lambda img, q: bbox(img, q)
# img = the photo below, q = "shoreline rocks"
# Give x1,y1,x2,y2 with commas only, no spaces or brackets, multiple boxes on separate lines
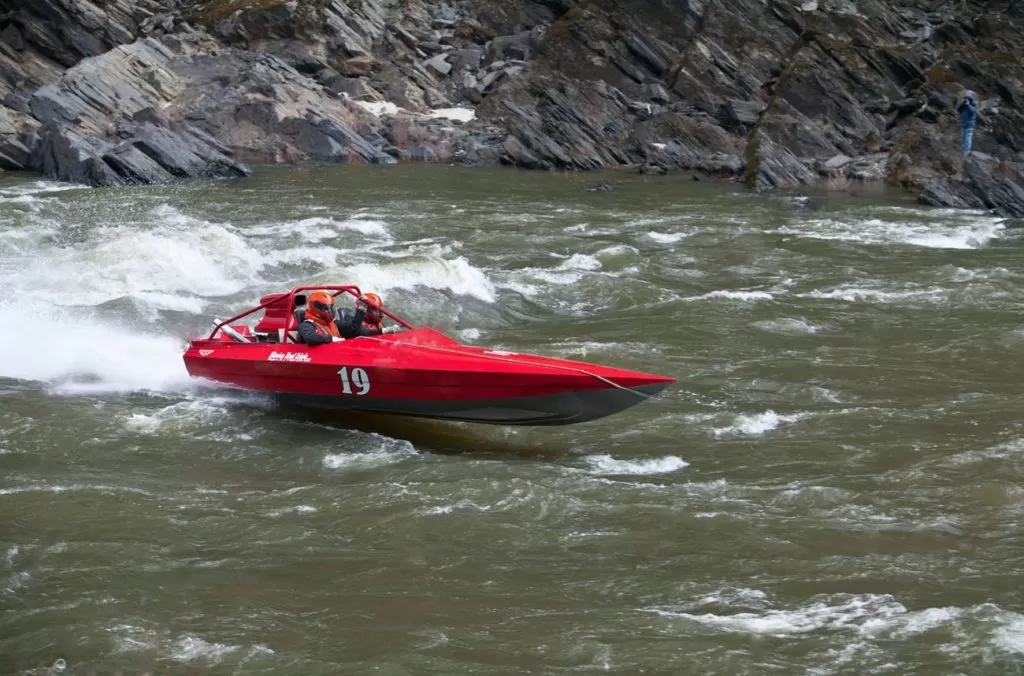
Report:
0,0,1022,216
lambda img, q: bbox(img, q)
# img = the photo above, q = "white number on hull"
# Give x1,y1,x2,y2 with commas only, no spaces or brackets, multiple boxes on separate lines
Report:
338,367,371,396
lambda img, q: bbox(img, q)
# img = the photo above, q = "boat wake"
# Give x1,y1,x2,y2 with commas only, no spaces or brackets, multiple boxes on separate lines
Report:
0,298,194,394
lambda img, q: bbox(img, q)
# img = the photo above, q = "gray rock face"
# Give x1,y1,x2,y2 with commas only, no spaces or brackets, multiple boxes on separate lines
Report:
1,0,1023,216
0,106,41,170
476,0,1024,213
0,0,167,102
918,154,1024,217
20,38,250,185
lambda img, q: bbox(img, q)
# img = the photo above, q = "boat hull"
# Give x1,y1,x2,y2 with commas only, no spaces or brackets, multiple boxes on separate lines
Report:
269,381,671,426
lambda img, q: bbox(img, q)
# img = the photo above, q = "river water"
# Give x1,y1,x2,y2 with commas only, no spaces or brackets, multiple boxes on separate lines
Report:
1,165,1022,674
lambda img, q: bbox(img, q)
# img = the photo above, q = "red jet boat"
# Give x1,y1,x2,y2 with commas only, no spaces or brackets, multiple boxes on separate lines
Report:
182,285,675,426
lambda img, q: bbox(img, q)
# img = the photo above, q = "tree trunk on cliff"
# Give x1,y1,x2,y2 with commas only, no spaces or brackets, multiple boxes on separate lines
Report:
743,30,815,189
665,0,718,93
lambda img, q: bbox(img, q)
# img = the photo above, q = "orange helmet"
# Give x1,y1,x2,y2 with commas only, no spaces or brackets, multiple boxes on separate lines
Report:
307,290,335,323
360,292,383,323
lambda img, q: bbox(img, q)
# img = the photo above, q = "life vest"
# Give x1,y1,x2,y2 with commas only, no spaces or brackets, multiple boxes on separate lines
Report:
362,316,383,332
303,312,340,338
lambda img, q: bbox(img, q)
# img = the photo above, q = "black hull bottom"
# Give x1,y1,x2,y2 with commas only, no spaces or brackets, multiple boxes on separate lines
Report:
269,383,671,426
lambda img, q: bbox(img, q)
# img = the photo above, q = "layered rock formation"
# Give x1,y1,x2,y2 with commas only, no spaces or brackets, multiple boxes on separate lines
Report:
1,0,1023,214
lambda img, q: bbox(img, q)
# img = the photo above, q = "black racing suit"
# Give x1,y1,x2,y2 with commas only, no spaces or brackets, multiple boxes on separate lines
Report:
296,317,337,345
297,309,388,344
336,308,385,338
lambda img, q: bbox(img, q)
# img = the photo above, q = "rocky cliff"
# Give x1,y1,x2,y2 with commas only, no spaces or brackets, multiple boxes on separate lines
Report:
1,0,1023,214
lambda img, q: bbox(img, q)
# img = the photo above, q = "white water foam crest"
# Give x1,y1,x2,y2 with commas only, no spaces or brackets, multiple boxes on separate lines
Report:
265,504,318,518
773,216,1006,249
595,245,640,265
646,594,909,636
122,399,237,434
945,265,1015,283
646,231,692,244
171,637,240,662
646,595,1024,664
107,624,274,663
941,437,1024,468
799,286,947,304
0,180,88,199
0,300,192,393
557,253,603,271
993,618,1024,654
322,434,419,470
685,289,774,302
246,216,392,242
712,410,807,437
583,454,689,476
752,317,825,335
343,256,496,302
0,203,264,307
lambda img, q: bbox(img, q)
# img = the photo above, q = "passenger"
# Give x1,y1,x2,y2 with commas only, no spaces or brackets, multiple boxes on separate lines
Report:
297,290,343,345
336,291,404,338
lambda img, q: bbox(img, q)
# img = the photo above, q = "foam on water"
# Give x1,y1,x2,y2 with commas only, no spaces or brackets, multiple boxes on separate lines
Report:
0,180,88,199
171,637,241,662
246,216,391,242
106,624,274,664
646,231,692,244
556,253,603,271
774,215,1006,249
0,203,264,307
122,399,239,434
993,618,1024,654
646,594,1024,670
322,434,419,470
940,437,1024,468
686,289,775,302
583,454,689,476
712,410,806,437
648,593,909,635
800,285,947,304
595,244,639,257
0,483,155,497
344,256,496,302
752,317,826,334
648,594,1023,638
0,299,193,393
264,505,318,518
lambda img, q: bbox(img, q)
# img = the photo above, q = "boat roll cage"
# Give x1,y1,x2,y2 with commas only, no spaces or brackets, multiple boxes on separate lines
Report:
206,285,413,342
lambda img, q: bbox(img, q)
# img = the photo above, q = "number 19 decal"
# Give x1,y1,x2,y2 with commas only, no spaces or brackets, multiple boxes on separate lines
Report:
338,367,371,395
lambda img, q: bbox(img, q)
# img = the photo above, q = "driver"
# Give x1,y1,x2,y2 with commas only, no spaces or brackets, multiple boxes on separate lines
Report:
297,290,343,345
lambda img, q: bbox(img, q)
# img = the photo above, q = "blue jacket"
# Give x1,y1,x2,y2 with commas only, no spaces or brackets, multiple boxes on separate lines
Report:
957,99,978,128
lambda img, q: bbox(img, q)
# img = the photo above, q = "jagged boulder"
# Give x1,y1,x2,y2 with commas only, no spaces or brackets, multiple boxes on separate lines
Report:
21,37,249,185
918,153,1024,217
0,0,168,102
0,106,41,170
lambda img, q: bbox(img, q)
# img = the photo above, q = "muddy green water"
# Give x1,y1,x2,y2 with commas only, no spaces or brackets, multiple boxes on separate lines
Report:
1,165,1022,674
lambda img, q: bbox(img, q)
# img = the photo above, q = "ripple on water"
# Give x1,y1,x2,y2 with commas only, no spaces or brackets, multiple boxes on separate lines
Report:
644,594,1024,673
581,454,689,476
771,215,1006,249
2,167,1022,675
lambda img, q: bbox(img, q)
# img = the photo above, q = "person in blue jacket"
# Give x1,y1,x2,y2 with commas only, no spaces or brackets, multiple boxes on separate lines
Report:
957,90,978,156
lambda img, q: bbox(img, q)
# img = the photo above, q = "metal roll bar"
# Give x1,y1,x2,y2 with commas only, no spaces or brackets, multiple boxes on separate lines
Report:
206,285,414,342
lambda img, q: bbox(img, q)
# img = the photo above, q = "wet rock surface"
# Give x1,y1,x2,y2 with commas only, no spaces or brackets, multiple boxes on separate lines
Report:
0,0,1022,215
